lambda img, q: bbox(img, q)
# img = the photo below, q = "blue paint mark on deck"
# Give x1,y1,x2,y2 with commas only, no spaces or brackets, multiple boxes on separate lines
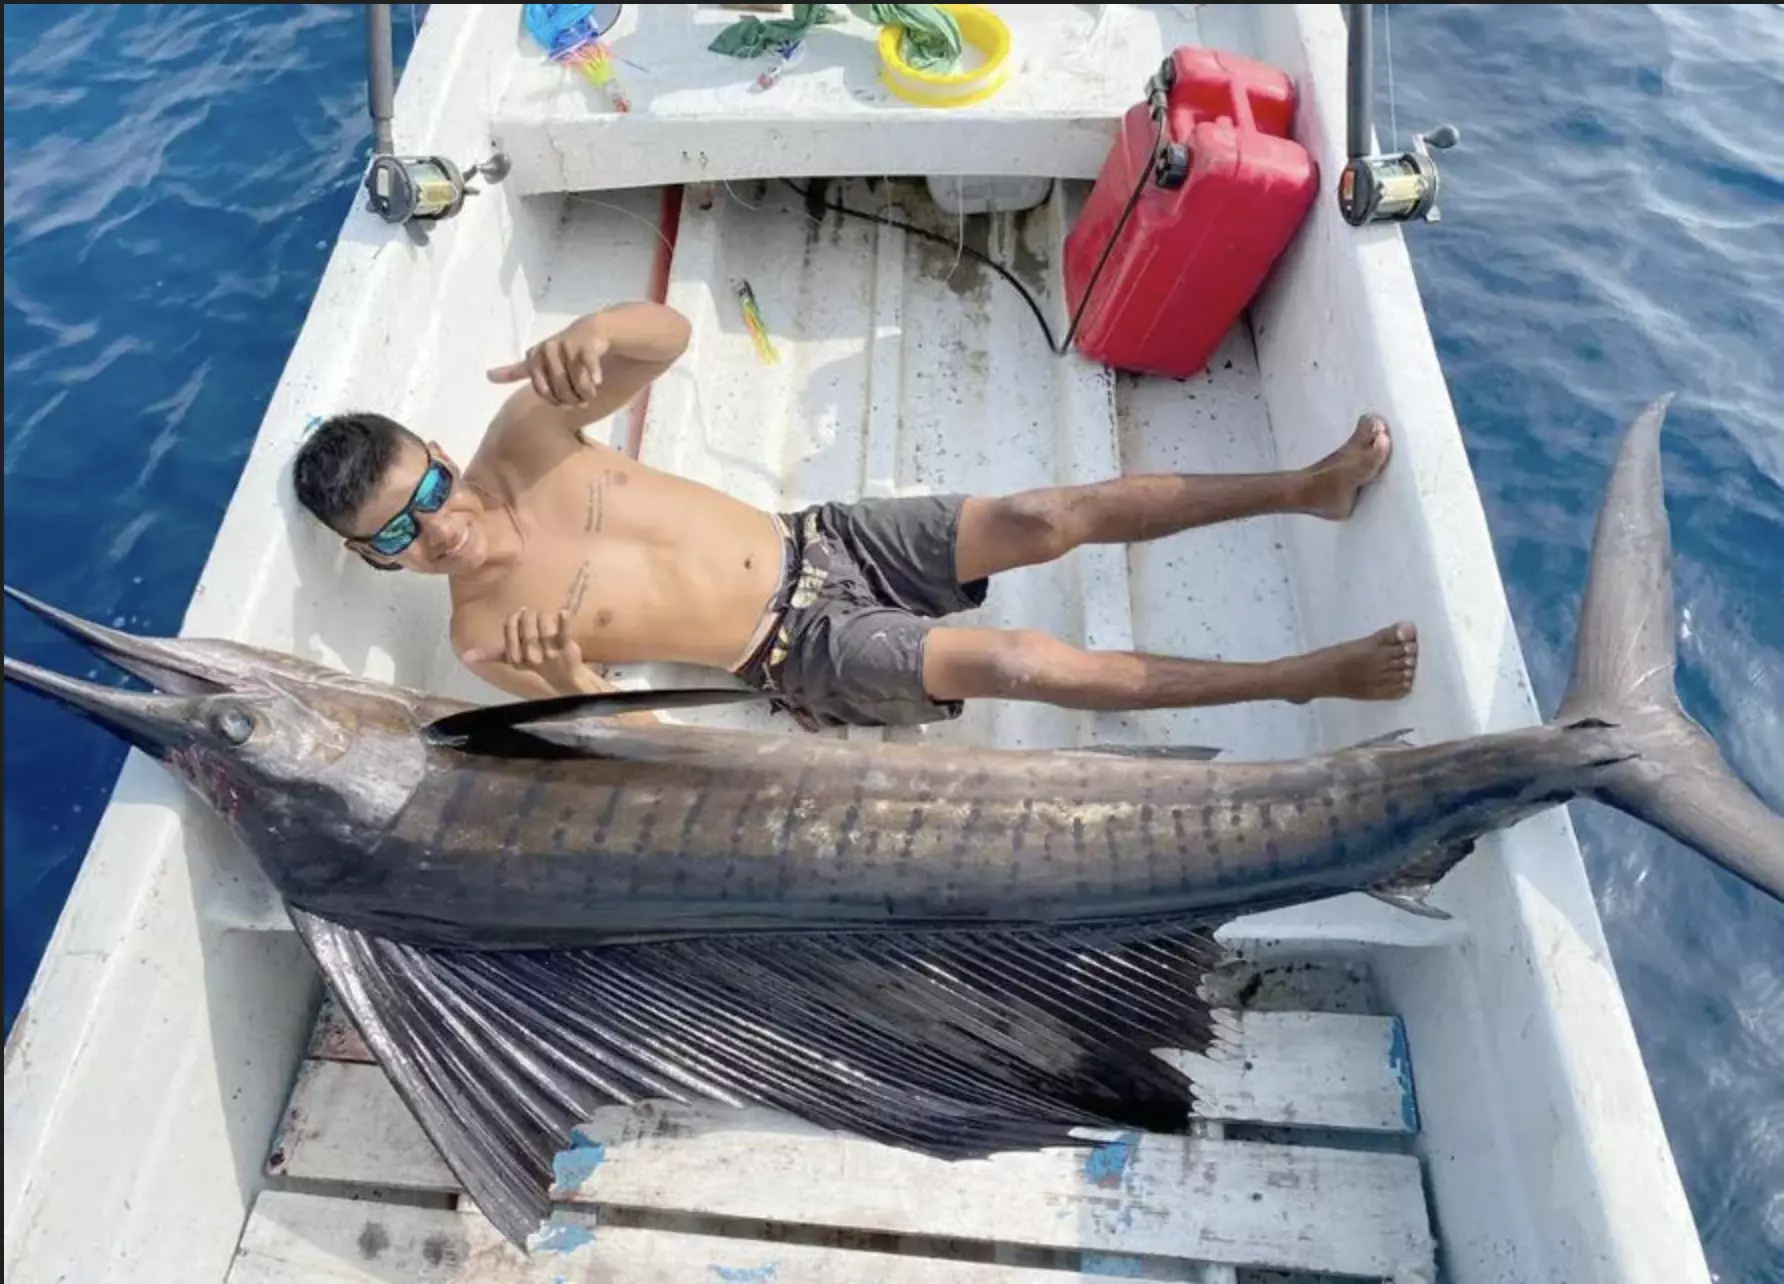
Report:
551,1125,608,1194
1081,1252,1146,1277
1387,1015,1421,1131
1083,1131,1141,1190
530,1217,595,1255
710,1266,778,1282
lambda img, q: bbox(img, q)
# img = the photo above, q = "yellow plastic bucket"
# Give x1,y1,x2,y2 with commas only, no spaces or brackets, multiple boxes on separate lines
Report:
877,4,1012,109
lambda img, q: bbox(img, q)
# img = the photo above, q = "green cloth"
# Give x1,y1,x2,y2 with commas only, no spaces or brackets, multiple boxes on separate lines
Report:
707,3,842,58
848,5,964,72
708,2,963,73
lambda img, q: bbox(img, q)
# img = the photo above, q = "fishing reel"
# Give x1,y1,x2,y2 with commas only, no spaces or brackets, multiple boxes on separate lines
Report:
363,151,513,245
1338,125,1461,226
1338,2,1461,226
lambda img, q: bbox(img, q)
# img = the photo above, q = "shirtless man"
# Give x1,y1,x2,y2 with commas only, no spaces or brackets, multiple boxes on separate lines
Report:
290,301,1418,731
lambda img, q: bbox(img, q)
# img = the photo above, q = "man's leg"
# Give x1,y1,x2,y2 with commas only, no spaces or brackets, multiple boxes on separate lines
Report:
953,414,1392,584
923,620,1419,710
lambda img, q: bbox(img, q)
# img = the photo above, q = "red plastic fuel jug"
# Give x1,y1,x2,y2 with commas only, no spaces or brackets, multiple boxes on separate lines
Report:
1062,47,1319,380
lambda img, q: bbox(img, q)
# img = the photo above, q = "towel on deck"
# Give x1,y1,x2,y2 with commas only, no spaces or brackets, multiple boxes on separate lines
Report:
708,3,964,72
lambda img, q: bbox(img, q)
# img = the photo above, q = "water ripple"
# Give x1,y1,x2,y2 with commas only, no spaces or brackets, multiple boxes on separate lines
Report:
1387,6,1783,1278
2,1,421,1065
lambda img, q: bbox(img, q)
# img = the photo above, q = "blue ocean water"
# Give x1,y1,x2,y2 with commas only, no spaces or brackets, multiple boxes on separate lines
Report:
3,4,1779,1279
5,2,420,1006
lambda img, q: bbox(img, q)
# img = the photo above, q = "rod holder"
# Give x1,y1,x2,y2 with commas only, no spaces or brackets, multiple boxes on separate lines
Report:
366,4,396,157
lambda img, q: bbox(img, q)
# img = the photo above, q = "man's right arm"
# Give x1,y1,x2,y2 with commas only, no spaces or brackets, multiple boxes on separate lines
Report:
485,301,692,447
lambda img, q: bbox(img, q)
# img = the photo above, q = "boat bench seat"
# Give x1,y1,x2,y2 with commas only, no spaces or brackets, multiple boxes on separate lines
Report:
227,978,1438,1284
488,5,1209,197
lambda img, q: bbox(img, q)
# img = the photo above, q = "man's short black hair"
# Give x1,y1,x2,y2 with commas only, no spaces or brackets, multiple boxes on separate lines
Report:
292,411,422,535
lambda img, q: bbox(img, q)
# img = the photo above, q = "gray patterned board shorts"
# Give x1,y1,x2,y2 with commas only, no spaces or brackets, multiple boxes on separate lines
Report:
732,495,989,731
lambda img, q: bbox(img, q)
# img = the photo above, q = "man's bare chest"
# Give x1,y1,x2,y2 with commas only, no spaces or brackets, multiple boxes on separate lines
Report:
490,524,634,632
518,455,635,542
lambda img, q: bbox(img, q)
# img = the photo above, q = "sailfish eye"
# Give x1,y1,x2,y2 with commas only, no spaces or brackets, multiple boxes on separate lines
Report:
212,706,256,746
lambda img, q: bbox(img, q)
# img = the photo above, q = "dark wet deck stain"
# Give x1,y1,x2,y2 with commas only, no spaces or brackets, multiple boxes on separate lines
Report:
357,1220,389,1259
421,1232,456,1266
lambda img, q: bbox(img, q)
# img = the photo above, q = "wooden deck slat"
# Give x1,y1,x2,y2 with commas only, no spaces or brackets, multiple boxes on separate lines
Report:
276,1005,1426,1194
266,1062,1433,1280
1162,1011,1421,1134
303,999,1420,1133
305,994,372,1063
549,1102,1433,1280
228,1191,1088,1284
274,1000,1434,1279
267,1059,453,1190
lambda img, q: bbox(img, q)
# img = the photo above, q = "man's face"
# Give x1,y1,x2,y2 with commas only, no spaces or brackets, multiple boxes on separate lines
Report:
343,437,488,576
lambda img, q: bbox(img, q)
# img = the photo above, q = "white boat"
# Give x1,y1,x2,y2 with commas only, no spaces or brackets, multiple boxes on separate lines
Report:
2,5,1716,1282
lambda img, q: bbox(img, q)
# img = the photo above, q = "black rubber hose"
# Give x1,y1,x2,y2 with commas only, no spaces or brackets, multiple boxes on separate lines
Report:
779,104,1165,359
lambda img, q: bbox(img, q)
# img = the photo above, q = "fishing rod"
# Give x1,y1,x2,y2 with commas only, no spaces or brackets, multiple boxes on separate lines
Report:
358,3,511,246
1336,2,1460,226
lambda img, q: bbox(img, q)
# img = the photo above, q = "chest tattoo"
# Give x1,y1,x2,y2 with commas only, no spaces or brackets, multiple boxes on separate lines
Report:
584,468,630,534
563,561,592,617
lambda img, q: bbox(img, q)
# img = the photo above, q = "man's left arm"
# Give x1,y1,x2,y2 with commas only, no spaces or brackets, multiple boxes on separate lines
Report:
457,607,663,727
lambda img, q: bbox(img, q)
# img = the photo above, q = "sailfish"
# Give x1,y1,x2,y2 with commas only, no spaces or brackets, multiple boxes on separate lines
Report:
5,395,1779,1248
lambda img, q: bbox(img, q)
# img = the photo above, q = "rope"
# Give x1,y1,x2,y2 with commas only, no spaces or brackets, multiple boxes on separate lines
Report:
777,101,1162,359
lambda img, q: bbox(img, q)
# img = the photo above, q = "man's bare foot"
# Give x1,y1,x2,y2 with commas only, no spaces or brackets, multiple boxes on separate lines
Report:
1283,623,1419,703
1299,414,1393,520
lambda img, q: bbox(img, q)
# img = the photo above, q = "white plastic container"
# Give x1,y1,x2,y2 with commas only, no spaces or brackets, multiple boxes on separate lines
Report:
925,173,1055,215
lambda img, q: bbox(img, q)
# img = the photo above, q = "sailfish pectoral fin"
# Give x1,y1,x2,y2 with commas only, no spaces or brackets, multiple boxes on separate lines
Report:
1366,886,1455,920
1056,743,1225,762
1346,727,1417,752
289,910,1229,1251
422,686,769,752
1367,838,1475,920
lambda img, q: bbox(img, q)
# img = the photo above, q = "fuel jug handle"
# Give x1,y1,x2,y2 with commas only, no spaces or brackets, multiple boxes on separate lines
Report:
1144,54,1193,190
1229,77,1258,137
1144,68,1171,119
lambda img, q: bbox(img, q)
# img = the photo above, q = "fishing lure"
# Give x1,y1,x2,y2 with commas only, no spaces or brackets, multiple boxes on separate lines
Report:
736,279,780,365
524,3,633,113
574,39,632,112
752,39,807,93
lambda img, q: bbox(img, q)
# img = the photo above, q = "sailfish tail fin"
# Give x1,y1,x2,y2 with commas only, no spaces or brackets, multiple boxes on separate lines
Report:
1556,394,1784,902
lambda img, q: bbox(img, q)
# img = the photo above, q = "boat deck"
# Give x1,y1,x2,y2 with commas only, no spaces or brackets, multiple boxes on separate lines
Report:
565,176,1318,766
224,176,1443,1282
234,954,1436,1283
